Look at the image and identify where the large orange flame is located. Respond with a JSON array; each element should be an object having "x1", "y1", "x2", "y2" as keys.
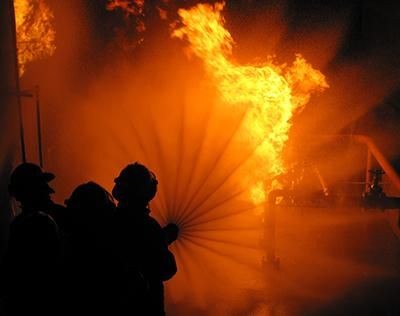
[
  {"x1": 172, "y1": 2, "x2": 329, "y2": 204},
  {"x1": 14, "y1": 0, "x2": 56, "y2": 76}
]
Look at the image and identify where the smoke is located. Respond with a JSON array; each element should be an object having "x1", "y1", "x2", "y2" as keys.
[{"x1": 17, "y1": 0, "x2": 400, "y2": 314}]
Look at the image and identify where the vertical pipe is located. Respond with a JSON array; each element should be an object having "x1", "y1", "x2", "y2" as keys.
[
  {"x1": 35, "y1": 86, "x2": 44, "y2": 168},
  {"x1": 365, "y1": 148, "x2": 372, "y2": 192},
  {"x1": 17, "y1": 97, "x2": 26, "y2": 163},
  {"x1": 264, "y1": 189, "x2": 282, "y2": 270},
  {"x1": 265, "y1": 198, "x2": 276, "y2": 261},
  {"x1": 313, "y1": 165, "x2": 329, "y2": 196}
]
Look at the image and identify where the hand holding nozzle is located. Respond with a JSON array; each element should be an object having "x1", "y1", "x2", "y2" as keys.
[{"x1": 163, "y1": 223, "x2": 179, "y2": 245}]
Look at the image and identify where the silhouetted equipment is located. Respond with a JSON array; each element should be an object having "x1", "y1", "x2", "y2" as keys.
[
  {"x1": 164, "y1": 223, "x2": 180, "y2": 244},
  {"x1": 35, "y1": 87, "x2": 44, "y2": 167},
  {"x1": 263, "y1": 135, "x2": 400, "y2": 270},
  {"x1": 365, "y1": 169, "x2": 386, "y2": 198},
  {"x1": 11, "y1": 87, "x2": 45, "y2": 167}
]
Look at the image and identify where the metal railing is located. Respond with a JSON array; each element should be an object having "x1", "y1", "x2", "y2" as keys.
[{"x1": 263, "y1": 134, "x2": 400, "y2": 269}]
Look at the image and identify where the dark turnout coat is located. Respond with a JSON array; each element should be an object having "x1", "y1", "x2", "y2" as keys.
[
  {"x1": 112, "y1": 207, "x2": 177, "y2": 315},
  {"x1": 0, "y1": 210, "x2": 60, "y2": 315}
]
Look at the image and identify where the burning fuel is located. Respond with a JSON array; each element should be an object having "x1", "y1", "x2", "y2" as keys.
[
  {"x1": 14, "y1": 0, "x2": 56, "y2": 76},
  {"x1": 172, "y1": 2, "x2": 329, "y2": 204}
]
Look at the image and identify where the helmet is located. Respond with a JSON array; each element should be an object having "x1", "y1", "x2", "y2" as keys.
[
  {"x1": 112, "y1": 162, "x2": 158, "y2": 204},
  {"x1": 65, "y1": 181, "x2": 115, "y2": 212},
  {"x1": 8, "y1": 163, "x2": 55, "y2": 197}
]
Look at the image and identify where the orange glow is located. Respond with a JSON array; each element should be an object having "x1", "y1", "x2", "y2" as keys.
[
  {"x1": 172, "y1": 2, "x2": 329, "y2": 204},
  {"x1": 14, "y1": 0, "x2": 56, "y2": 76}
]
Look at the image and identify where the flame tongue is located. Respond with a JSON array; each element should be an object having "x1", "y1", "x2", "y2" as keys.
[
  {"x1": 173, "y1": 2, "x2": 329, "y2": 204},
  {"x1": 14, "y1": 0, "x2": 56, "y2": 76}
]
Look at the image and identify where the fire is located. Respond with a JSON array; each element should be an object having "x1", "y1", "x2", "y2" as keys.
[
  {"x1": 14, "y1": 0, "x2": 56, "y2": 76},
  {"x1": 173, "y1": 2, "x2": 329, "y2": 204}
]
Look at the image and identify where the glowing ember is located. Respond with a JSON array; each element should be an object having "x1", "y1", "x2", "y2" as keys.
[
  {"x1": 172, "y1": 2, "x2": 329, "y2": 204},
  {"x1": 14, "y1": 0, "x2": 56, "y2": 76}
]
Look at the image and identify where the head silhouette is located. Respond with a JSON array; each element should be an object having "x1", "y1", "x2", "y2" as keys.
[
  {"x1": 8, "y1": 163, "x2": 55, "y2": 209},
  {"x1": 65, "y1": 181, "x2": 115, "y2": 221},
  {"x1": 112, "y1": 162, "x2": 158, "y2": 209}
]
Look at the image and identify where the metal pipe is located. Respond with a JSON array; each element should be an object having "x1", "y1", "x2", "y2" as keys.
[
  {"x1": 35, "y1": 86, "x2": 44, "y2": 167},
  {"x1": 365, "y1": 148, "x2": 372, "y2": 192},
  {"x1": 312, "y1": 165, "x2": 329, "y2": 196},
  {"x1": 263, "y1": 189, "x2": 288, "y2": 270},
  {"x1": 352, "y1": 135, "x2": 400, "y2": 194},
  {"x1": 319, "y1": 134, "x2": 400, "y2": 194}
]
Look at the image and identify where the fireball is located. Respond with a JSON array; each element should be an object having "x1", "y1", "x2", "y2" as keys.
[{"x1": 172, "y1": 2, "x2": 329, "y2": 203}]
